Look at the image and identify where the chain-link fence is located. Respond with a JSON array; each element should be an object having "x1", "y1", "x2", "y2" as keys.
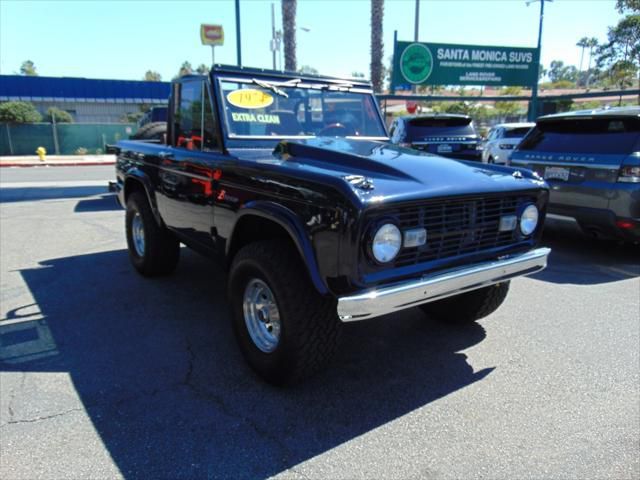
[{"x1": 0, "y1": 123, "x2": 138, "y2": 156}]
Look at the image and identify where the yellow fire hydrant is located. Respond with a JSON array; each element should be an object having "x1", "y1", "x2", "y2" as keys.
[{"x1": 36, "y1": 146, "x2": 47, "y2": 162}]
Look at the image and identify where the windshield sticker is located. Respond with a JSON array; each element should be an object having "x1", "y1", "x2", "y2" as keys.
[
  {"x1": 226, "y1": 89, "x2": 274, "y2": 109},
  {"x1": 231, "y1": 112, "x2": 281, "y2": 124}
]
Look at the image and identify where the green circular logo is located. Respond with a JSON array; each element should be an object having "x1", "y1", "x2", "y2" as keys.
[{"x1": 400, "y1": 43, "x2": 433, "y2": 84}]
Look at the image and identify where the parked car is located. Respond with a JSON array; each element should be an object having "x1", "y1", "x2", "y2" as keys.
[
  {"x1": 510, "y1": 107, "x2": 639, "y2": 242},
  {"x1": 482, "y1": 122, "x2": 534, "y2": 165},
  {"x1": 389, "y1": 114, "x2": 483, "y2": 161},
  {"x1": 113, "y1": 65, "x2": 550, "y2": 385}
]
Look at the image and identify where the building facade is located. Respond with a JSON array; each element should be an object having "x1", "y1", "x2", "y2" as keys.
[{"x1": 0, "y1": 75, "x2": 170, "y2": 123}]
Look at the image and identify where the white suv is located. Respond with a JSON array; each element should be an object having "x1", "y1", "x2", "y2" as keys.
[{"x1": 482, "y1": 123, "x2": 534, "y2": 165}]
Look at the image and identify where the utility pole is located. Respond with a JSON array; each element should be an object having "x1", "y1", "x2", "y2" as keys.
[
  {"x1": 527, "y1": 0, "x2": 552, "y2": 121},
  {"x1": 235, "y1": 0, "x2": 242, "y2": 66},
  {"x1": 271, "y1": 3, "x2": 277, "y2": 70}
]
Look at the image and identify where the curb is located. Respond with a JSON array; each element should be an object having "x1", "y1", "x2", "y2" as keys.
[{"x1": 0, "y1": 162, "x2": 116, "y2": 168}]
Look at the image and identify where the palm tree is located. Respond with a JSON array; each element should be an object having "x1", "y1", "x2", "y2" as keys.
[
  {"x1": 178, "y1": 61, "x2": 193, "y2": 77},
  {"x1": 282, "y1": 0, "x2": 297, "y2": 72},
  {"x1": 576, "y1": 37, "x2": 589, "y2": 85},
  {"x1": 370, "y1": 0, "x2": 384, "y2": 92},
  {"x1": 585, "y1": 37, "x2": 599, "y2": 88}
]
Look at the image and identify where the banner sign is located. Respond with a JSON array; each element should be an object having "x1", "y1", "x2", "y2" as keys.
[
  {"x1": 201, "y1": 24, "x2": 224, "y2": 46},
  {"x1": 392, "y1": 41, "x2": 538, "y2": 88}
]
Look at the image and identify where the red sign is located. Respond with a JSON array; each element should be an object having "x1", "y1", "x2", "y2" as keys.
[
  {"x1": 201, "y1": 24, "x2": 224, "y2": 46},
  {"x1": 406, "y1": 101, "x2": 418, "y2": 114}
]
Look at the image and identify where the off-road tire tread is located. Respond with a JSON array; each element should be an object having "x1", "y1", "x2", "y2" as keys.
[
  {"x1": 229, "y1": 240, "x2": 341, "y2": 385},
  {"x1": 420, "y1": 282, "x2": 510, "y2": 324},
  {"x1": 126, "y1": 191, "x2": 179, "y2": 276},
  {"x1": 142, "y1": 123, "x2": 166, "y2": 141},
  {"x1": 131, "y1": 122, "x2": 166, "y2": 141},
  {"x1": 130, "y1": 123, "x2": 152, "y2": 139}
]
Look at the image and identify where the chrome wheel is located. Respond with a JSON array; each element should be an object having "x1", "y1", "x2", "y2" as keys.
[
  {"x1": 243, "y1": 278, "x2": 281, "y2": 353},
  {"x1": 132, "y1": 212, "x2": 145, "y2": 257}
]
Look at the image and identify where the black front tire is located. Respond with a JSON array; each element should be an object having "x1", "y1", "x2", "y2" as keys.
[
  {"x1": 419, "y1": 282, "x2": 510, "y2": 324},
  {"x1": 228, "y1": 240, "x2": 341, "y2": 385},
  {"x1": 125, "y1": 191, "x2": 180, "y2": 276}
]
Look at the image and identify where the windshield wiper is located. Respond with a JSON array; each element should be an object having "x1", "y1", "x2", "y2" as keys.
[
  {"x1": 251, "y1": 78, "x2": 289, "y2": 98},
  {"x1": 329, "y1": 82, "x2": 354, "y2": 89}
]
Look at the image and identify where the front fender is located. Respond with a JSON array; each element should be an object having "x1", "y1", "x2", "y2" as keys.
[
  {"x1": 228, "y1": 201, "x2": 329, "y2": 295},
  {"x1": 122, "y1": 167, "x2": 163, "y2": 226}
]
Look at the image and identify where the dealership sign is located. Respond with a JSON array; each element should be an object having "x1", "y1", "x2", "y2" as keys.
[
  {"x1": 200, "y1": 24, "x2": 224, "y2": 46},
  {"x1": 392, "y1": 41, "x2": 538, "y2": 88}
]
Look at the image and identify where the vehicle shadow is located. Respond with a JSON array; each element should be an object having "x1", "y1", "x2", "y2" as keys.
[
  {"x1": 533, "y1": 219, "x2": 639, "y2": 285},
  {"x1": 1, "y1": 248, "x2": 491, "y2": 479},
  {"x1": 0, "y1": 186, "x2": 109, "y2": 203},
  {"x1": 74, "y1": 193, "x2": 121, "y2": 213}
]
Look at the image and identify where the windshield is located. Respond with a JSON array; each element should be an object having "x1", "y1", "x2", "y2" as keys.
[
  {"x1": 504, "y1": 127, "x2": 532, "y2": 138},
  {"x1": 519, "y1": 117, "x2": 640, "y2": 154},
  {"x1": 218, "y1": 78, "x2": 387, "y2": 140},
  {"x1": 406, "y1": 117, "x2": 476, "y2": 138}
]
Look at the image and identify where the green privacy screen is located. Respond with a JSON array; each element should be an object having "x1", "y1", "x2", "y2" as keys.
[
  {"x1": 0, "y1": 123, "x2": 137, "y2": 156},
  {"x1": 392, "y1": 41, "x2": 539, "y2": 88}
]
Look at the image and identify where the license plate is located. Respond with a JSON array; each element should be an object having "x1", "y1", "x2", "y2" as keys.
[
  {"x1": 437, "y1": 144, "x2": 453, "y2": 153},
  {"x1": 544, "y1": 166, "x2": 570, "y2": 181}
]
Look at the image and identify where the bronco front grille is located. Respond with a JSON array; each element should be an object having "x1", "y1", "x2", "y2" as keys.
[{"x1": 375, "y1": 195, "x2": 535, "y2": 268}]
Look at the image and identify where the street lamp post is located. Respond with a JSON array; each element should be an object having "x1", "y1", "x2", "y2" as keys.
[
  {"x1": 414, "y1": 0, "x2": 420, "y2": 42},
  {"x1": 270, "y1": 3, "x2": 282, "y2": 70},
  {"x1": 412, "y1": 0, "x2": 420, "y2": 93},
  {"x1": 269, "y1": 8, "x2": 309, "y2": 72},
  {"x1": 527, "y1": 0, "x2": 552, "y2": 121},
  {"x1": 235, "y1": 0, "x2": 242, "y2": 66}
]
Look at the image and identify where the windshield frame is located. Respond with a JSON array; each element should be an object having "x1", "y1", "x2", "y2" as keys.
[{"x1": 214, "y1": 75, "x2": 389, "y2": 144}]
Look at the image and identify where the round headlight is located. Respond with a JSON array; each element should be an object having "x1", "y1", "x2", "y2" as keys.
[
  {"x1": 520, "y1": 204, "x2": 539, "y2": 236},
  {"x1": 372, "y1": 223, "x2": 402, "y2": 263}
]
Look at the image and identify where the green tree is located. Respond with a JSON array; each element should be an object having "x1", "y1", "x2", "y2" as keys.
[
  {"x1": 617, "y1": 0, "x2": 640, "y2": 13},
  {"x1": 549, "y1": 61, "x2": 578, "y2": 83},
  {"x1": 196, "y1": 64, "x2": 210, "y2": 75},
  {"x1": 370, "y1": 0, "x2": 384, "y2": 93},
  {"x1": 597, "y1": 12, "x2": 640, "y2": 99},
  {"x1": 351, "y1": 71, "x2": 365, "y2": 78},
  {"x1": 20, "y1": 60, "x2": 37, "y2": 76},
  {"x1": 538, "y1": 63, "x2": 547, "y2": 81},
  {"x1": 177, "y1": 61, "x2": 193, "y2": 77},
  {"x1": 46, "y1": 107, "x2": 73, "y2": 123},
  {"x1": 585, "y1": 37, "x2": 599, "y2": 87},
  {"x1": 608, "y1": 60, "x2": 636, "y2": 98},
  {"x1": 0, "y1": 101, "x2": 42, "y2": 123},
  {"x1": 298, "y1": 65, "x2": 318, "y2": 75},
  {"x1": 121, "y1": 111, "x2": 145, "y2": 123},
  {"x1": 548, "y1": 60, "x2": 566, "y2": 82},
  {"x1": 495, "y1": 87, "x2": 523, "y2": 119},
  {"x1": 576, "y1": 37, "x2": 590, "y2": 84},
  {"x1": 143, "y1": 70, "x2": 162, "y2": 81},
  {"x1": 282, "y1": 0, "x2": 297, "y2": 71}
]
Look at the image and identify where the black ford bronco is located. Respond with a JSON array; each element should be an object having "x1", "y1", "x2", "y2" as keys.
[{"x1": 114, "y1": 65, "x2": 550, "y2": 385}]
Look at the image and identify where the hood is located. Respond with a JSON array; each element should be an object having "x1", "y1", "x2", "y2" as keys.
[{"x1": 231, "y1": 138, "x2": 546, "y2": 207}]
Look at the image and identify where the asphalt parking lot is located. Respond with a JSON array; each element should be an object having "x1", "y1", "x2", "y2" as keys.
[{"x1": 1, "y1": 166, "x2": 639, "y2": 480}]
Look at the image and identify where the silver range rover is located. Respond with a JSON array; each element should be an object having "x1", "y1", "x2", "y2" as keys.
[{"x1": 510, "y1": 107, "x2": 640, "y2": 242}]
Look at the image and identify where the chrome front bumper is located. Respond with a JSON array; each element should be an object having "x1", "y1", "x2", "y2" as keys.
[{"x1": 337, "y1": 247, "x2": 551, "y2": 322}]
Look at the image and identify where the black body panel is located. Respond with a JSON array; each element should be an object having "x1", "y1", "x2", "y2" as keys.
[{"x1": 116, "y1": 66, "x2": 549, "y2": 296}]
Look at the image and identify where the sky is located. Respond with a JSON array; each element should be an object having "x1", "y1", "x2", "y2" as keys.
[{"x1": 0, "y1": 0, "x2": 624, "y2": 82}]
